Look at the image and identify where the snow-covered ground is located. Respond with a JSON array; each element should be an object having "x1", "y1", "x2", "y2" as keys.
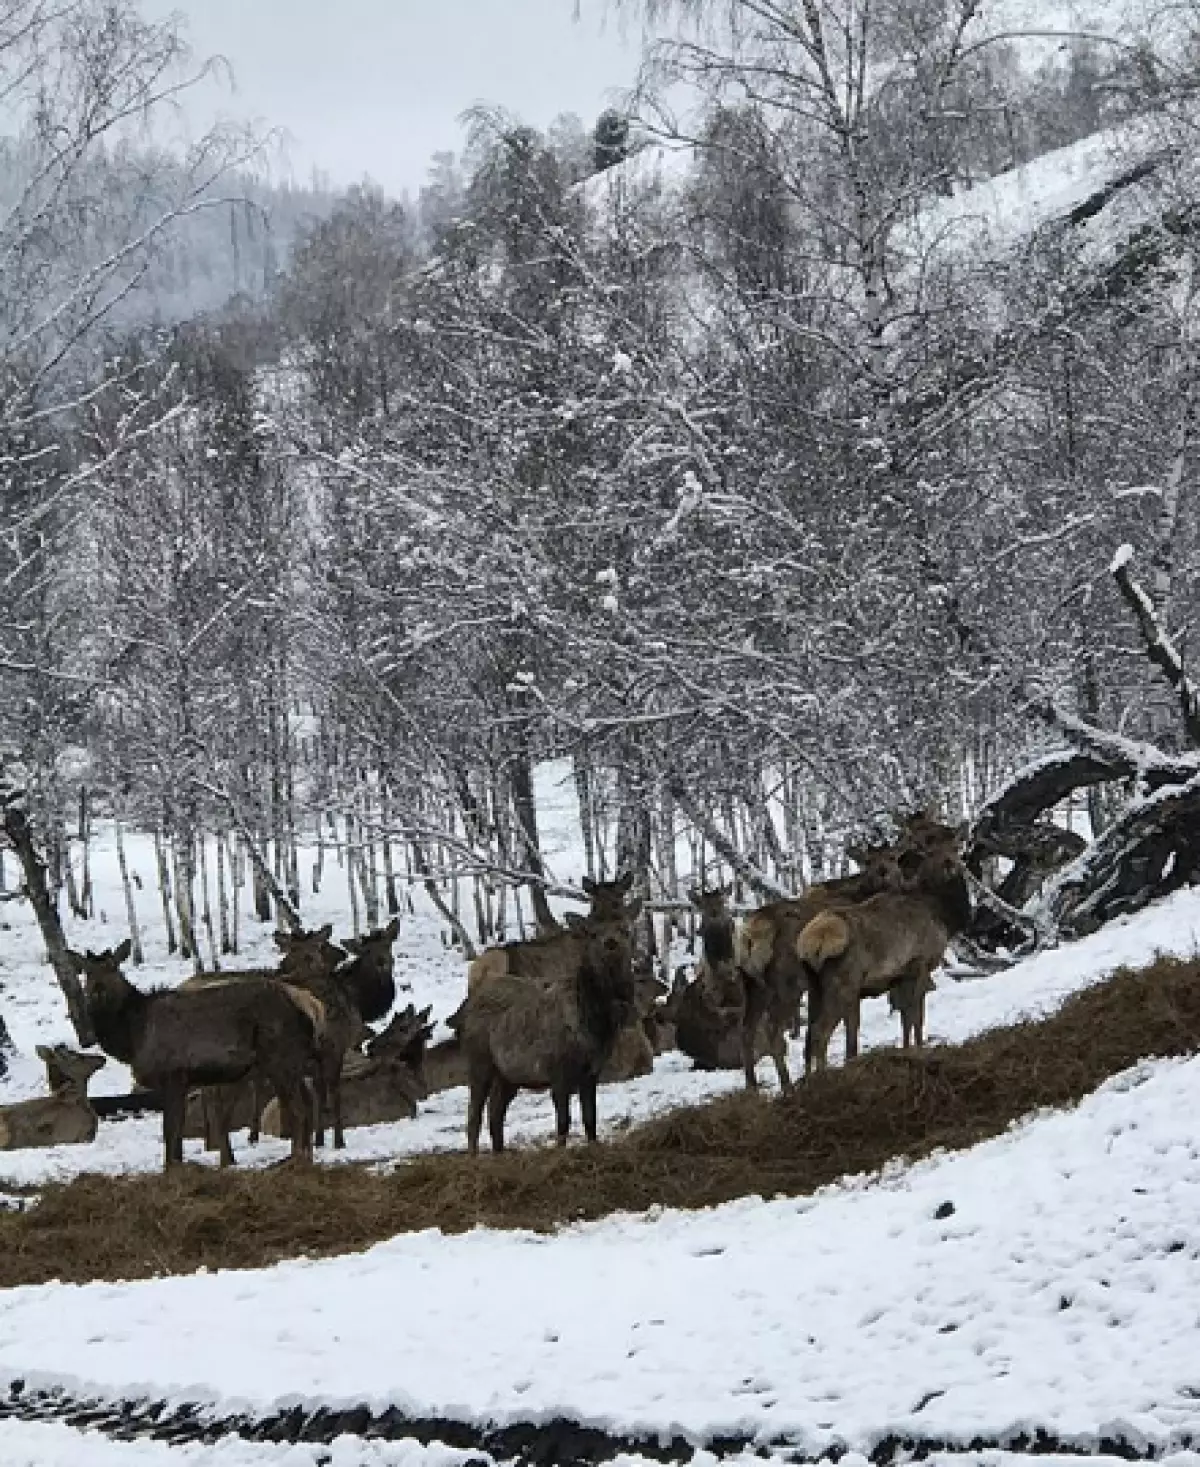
[
  {"x1": 4, "y1": 763, "x2": 1200, "y2": 1459},
  {"x1": 6, "y1": 1045, "x2": 1200, "y2": 1456}
]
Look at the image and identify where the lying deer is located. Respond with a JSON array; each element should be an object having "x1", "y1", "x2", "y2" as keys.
[
  {"x1": 0, "y1": 1045, "x2": 106, "y2": 1150},
  {"x1": 799, "y1": 836, "x2": 971, "y2": 1074}
]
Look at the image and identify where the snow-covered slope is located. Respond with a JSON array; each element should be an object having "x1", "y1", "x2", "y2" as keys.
[{"x1": 4, "y1": 1047, "x2": 1200, "y2": 1456}]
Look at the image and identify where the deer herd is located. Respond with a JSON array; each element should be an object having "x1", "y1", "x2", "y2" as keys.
[{"x1": 17, "y1": 809, "x2": 969, "y2": 1172}]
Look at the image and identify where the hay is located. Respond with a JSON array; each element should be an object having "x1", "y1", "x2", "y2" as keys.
[{"x1": 1, "y1": 954, "x2": 1198, "y2": 1289}]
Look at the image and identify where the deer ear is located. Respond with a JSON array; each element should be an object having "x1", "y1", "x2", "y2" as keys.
[
  {"x1": 273, "y1": 931, "x2": 292, "y2": 950},
  {"x1": 688, "y1": 887, "x2": 701, "y2": 906},
  {"x1": 113, "y1": 938, "x2": 132, "y2": 966},
  {"x1": 624, "y1": 898, "x2": 643, "y2": 923},
  {"x1": 581, "y1": 876, "x2": 596, "y2": 896},
  {"x1": 385, "y1": 916, "x2": 400, "y2": 940},
  {"x1": 318, "y1": 923, "x2": 333, "y2": 942},
  {"x1": 617, "y1": 871, "x2": 634, "y2": 894}
]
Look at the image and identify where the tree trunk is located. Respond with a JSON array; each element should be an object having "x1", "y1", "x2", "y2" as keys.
[
  {"x1": 2, "y1": 805, "x2": 94, "y2": 1046},
  {"x1": 509, "y1": 746, "x2": 557, "y2": 932},
  {"x1": 114, "y1": 818, "x2": 144, "y2": 967}
]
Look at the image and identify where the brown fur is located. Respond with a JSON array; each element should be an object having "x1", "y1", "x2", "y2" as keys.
[
  {"x1": 179, "y1": 932, "x2": 344, "y2": 1157},
  {"x1": 467, "y1": 874, "x2": 643, "y2": 993},
  {"x1": 0, "y1": 1046, "x2": 106, "y2": 1151},
  {"x1": 454, "y1": 918, "x2": 635, "y2": 1154},
  {"x1": 273, "y1": 926, "x2": 363, "y2": 1151},
  {"x1": 420, "y1": 1037, "x2": 469, "y2": 1093},
  {"x1": 737, "y1": 841, "x2": 908, "y2": 1093},
  {"x1": 261, "y1": 1002, "x2": 432, "y2": 1137},
  {"x1": 76, "y1": 941, "x2": 318, "y2": 1171},
  {"x1": 800, "y1": 843, "x2": 971, "y2": 1074}
]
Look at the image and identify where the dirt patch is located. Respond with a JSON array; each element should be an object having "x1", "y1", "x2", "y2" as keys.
[{"x1": 1, "y1": 954, "x2": 1199, "y2": 1289}]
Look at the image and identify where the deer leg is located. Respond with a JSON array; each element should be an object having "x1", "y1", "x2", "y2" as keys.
[
  {"x1": 161, "y1": 1079, "x2": 186, "y2": 1171},
  {"x1": 804, "y1": 979, "x2": 839, "y2": 1077},
  {"x1": 488, "y1": 1076, "x2": 518, "y2": 1153},
  {"x1": 844, "y1": 999, "x2": 861, "y2": 1063},
  {"x1": 914, "y1": 973, "x2": 929, "y2": 1048},
  {"x1": 331, "y1": 1057, "x2": 346, "y2": 1150},
  {"x1": 214, "y1": 1088, "x2": 235, "y2": 1168},
  {"x1": 767, "y1": 994, "x2": 792, "y2": 1092},
  {"x1": 551, "y1": 1084, "x2": 572, "y2": 1146},
  {"x1": 741, "y1": 975, "x2": 765, "y2": 1090},
  {"x1": 285, "y1": 1080, "x2": 314, "y2": 1164},
  {"x1": 249, "y1": 1077, "x2": 267, "y2": 1144},
  {"x1": 580, "y1": 1075, "x2": 599, "y2": 1142},
  {"x1": 466, "y1": 1070, "x2": 491, "y2": 1156}
]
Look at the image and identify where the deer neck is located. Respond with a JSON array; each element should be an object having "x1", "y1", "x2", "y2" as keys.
[
  {"x1": 89, "y1": 978, "x2": 148, "y2": 1067},
  {"x1": 700, "y1": 919, "x2": 734, "y2": 967},
  {"x1": 919, "y1": 873, "x2": 972, "y2": 937},
  {"x1": 575, "y1": 958, "x2": 628, "y2": 1048}
]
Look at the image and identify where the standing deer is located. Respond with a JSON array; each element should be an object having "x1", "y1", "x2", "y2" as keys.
[
  {"x1": 452, "y1": 915, "x2": 635, "y2": 1154},
  {"x1": 737, "y1": 842, "x2": 906, "y2": 1092},
  {"x1": 466, "y1": 873, "x2": 641, "y2": 991},
  {"x1": 799, "y1": 836, "x2": 971, "y2": 1075},
  {"x1": 77, "y1": 941, "x2": 319, "y2": 1170}
]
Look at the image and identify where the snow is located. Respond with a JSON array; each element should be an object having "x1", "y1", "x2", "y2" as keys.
[
  {"x1": 8, "y1": 1049, "x2": 1200, "y2": 1455},
  {"x1": 0, "y1": 1420, "x2": 484, "y2": 1465},
  {"x1": 1111, "y1": 541, "x2": 1135, "y2": 573}
]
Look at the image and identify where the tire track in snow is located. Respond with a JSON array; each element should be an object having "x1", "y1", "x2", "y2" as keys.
[{"x1": 0, "y1": 1382, "x2": 1188, "y2": 1465}]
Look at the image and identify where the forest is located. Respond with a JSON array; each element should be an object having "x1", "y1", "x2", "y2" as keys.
[{"x1": 1, "y1": 0, "x2": 1199, "y2": 1040}]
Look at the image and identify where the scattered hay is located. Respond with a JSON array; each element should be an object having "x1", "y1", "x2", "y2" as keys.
[{"x1": 2, "y1": 954, "x2": 1199, "y2": 1289}]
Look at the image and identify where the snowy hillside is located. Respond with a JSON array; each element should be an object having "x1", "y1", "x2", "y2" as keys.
[{"x1": 2, "y1": 919, "x2": 1200, "y2": 1460}]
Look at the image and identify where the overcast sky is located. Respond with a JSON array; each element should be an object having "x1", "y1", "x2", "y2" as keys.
[{"x1": 139, "y1": 1, "x2": 645, "y2": 198}]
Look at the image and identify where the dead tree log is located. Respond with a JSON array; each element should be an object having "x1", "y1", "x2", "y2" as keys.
[{"x1": 1034, "y1": 770, "x2": 1200, "y2": 935}]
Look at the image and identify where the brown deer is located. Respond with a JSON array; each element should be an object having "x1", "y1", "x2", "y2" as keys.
[
  {"x1": 452, "y1": 916, "x2": 635, "y2": 1154},
  {"x1": 799, "y1": 837, "x2": 971, "y2": 1074},
  {"x1": 600, "y1": 971, "x2": 665, "y2": 1082},
  {"x1": 0, "y1": 1046, "x2": 106, "y2": 1149},
  {"x1": 273, "y1": 925, "x2": 367, "y2": 1150},
  {"x1": 338, "y1": 916, "x2": 402, "y2": 1023},
  {"x1": 76, "y1": 941, "x2": 319, "y2": 1170},
  {"x1": 675, "y1": 887, "x2": 763, "y2": 1071},
  {"x1": 737, "y1": 842, "x2": 906, "y2": 1092},
  {"x1": 261, "y1": 1003, "x2": 433, "y2": 1135},
  {"x1": 467, "y1": 873, "x2": 641, "y2": 991},
  {"x1": 181, "y1": 925, "x2": 344, "y2": 1156}
]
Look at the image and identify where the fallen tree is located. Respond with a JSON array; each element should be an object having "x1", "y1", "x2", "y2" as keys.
[{"x1": 966, "y1": 546, "x2": 1200, "y2": 950}]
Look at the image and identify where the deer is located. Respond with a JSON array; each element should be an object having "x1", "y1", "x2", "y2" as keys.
[
  {"x1": 675, "y1": 887, "x2": 760, "y2": 1071},
  {"x1": 273, "y1": 924, "x2": 367, "y2": 1150},
  {"x1": 338, "y1": 915, "x2": 402, "y2": 1024},
  {"x1": 76, "y1": 940, "x2": 319, "y2": 1170},
  {"x1": 737, "y1": 841, "x2": 907, "y2": 1092},
  {"x1": 451, "y1": 915, "x2": 636, "y2": 1154},
  {"x1": 180, "y1": 924, "x2": 344, "y2": 1156},
  {"x1": 799, "y1": 833, "x2": 971, "y2": 1075},
  {"x1": 0, "y1": 1045, "x2": 106, "y2": 1150},
  {"x1": 260, "y1": 1002, "x2": 434, "y2": 1135},
  {"x1": 466, "y1": 872, "x2": 641, "y2": 992}
]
